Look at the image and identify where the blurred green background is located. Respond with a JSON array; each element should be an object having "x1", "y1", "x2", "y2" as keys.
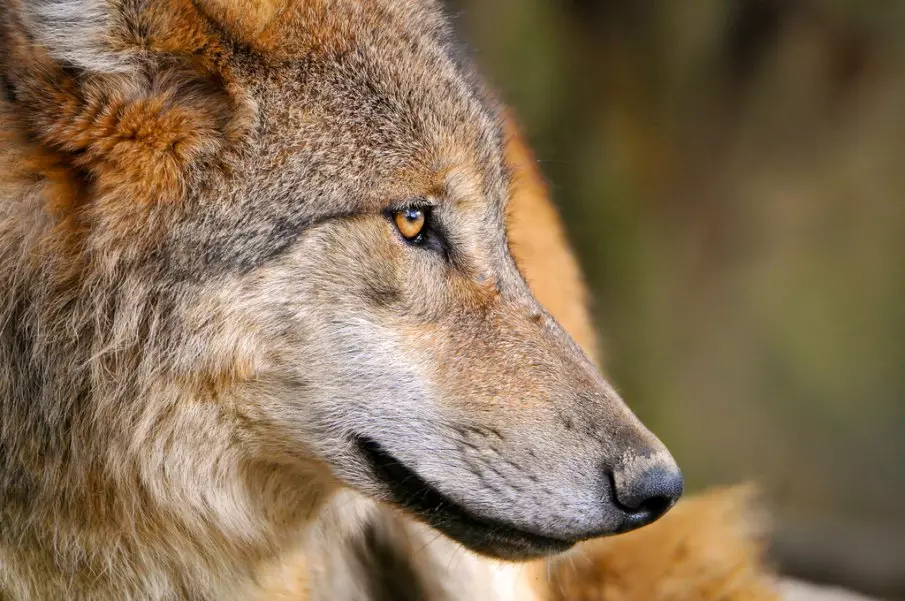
[{"x1": 450, "y1": 1, "x2": 905, "y2": 598}]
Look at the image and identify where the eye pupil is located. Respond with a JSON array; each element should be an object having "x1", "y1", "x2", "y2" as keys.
[{"x1": 393, "y1": 208, "x2": 426, "y2": 241}]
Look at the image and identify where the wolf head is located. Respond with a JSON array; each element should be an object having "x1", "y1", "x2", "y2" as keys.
[{"x1": 1, "y1": 0, "x2": 681, "y2": 562}]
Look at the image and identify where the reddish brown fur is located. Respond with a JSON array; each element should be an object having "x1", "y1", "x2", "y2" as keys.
[
  {"x1": 545, "y1": 488, "x2": 776, "y2": 601},
  {"x1": 195, "y1": 0, "x2": 292, "y2": 48}
]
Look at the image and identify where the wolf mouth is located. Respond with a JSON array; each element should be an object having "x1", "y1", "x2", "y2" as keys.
[{"x1": 354, "y1": 436, "x2": 575, "y2": 560}]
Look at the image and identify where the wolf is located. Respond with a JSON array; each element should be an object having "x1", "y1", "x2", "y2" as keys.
[{"x1": 0, "y1": 1, "x2": 775, "y2": 599}]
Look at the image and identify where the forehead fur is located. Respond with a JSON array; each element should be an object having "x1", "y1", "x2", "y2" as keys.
[
  {"x1": 223, "y1": 0, "x2": 505, "y2": 214},
  {"x1": 1, "y1": 0, "x2": 507, "y2": 277}
]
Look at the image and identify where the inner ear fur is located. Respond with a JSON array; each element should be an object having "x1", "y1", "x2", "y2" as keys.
[{"x1": 0, "y1": 0, "x2": 254, "y2": 211}]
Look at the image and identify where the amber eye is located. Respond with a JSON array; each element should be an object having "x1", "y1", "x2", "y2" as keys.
[{"x1": 393, "y1": 208, "x2": 426, "y2": 241}]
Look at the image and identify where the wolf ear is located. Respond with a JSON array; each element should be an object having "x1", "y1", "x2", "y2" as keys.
[{"x1": 1, "y1": 0, "x2": 254, "y2": 211}]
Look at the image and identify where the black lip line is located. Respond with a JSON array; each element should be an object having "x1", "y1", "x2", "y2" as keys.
[{"x1": 354, "y1": 435, "x2": 575, "y2": 555}]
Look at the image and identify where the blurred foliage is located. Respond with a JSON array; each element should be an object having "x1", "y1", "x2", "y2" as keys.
[{"x1": 452, "y1": 1, "x2": 905, "y2": 597}]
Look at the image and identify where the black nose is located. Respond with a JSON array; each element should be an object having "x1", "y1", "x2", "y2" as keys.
[{"x1": 611, "y1": 463, "x2": 684, "y2": 527}]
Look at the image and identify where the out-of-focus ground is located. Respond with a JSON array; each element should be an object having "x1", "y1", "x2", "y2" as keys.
[{"x1": 450, "y1": 1, "x2": 905, "y2": 599}]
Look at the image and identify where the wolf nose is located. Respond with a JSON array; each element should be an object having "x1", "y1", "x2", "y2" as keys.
[{"x1": 611, "y1": 459, "x2": 683, "y2": 527}]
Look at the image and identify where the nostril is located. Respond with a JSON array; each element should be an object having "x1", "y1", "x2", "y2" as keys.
[
  {"x1": 635, "y1": 493, "x2": 673, "y2": 521},
  {"x1": 610, "y1": 464, "x2": 684, "y2": 525}
]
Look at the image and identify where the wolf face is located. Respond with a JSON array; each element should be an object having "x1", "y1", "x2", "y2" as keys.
[
  {"x1": 0, "y1": 0, "x2": 681, "y2": 576},
  {"x1": 250, "y1": 179, "x2": 682, "y2": 559}
]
